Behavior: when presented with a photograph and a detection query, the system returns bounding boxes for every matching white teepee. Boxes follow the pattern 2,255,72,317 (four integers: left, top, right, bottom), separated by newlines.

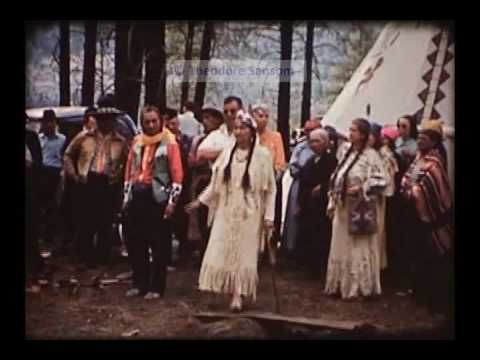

322,21,454,191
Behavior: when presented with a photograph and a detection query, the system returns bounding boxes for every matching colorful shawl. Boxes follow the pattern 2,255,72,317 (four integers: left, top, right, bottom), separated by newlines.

402,149,454,255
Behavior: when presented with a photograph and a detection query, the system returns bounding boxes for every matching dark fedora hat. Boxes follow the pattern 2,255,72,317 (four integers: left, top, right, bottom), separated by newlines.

201,104,224,123
84,106,97,116
94,107,122,119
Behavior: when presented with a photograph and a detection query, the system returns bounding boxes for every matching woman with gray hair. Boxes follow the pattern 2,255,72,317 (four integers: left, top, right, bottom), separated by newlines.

251,103,286,177
283,119,321,258
297,128,338,278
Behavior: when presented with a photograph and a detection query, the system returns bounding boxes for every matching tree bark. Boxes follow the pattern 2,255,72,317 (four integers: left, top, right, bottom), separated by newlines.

277,21,293,159
59,21,71,106
115,21,144,123
81,21,97,107
180,20,195,112
144,21,166,111
194,21,215,109
301,21,314,126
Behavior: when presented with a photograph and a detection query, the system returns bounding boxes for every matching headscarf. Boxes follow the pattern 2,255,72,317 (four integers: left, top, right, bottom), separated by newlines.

421,119,444,138
236,109,258,131
381,126,399,141
420,119,447,169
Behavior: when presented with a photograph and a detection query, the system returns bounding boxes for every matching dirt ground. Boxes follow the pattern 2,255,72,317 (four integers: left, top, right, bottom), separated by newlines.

25,251,452,340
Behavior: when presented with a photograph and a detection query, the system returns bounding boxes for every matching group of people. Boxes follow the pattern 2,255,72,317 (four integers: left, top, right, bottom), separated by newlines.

282,114,453,314
25,96,454,315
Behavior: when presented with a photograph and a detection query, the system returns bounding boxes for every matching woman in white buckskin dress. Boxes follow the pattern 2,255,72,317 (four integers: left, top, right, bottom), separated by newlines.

185,110,276,312
325,118,387,300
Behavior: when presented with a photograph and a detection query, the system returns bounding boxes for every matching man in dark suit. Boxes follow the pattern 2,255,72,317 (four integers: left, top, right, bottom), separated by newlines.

26,116,44,280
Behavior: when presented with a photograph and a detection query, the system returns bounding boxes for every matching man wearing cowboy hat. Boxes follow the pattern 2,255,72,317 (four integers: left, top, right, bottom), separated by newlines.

63,107,129,269
186,104,224,261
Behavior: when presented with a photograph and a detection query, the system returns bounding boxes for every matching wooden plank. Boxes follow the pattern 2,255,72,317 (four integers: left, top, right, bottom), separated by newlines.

194,311,369,331
193,311,450,338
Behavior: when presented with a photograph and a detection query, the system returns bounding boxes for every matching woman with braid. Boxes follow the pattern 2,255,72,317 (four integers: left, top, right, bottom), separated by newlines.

185,110,276,312
324,118,388,300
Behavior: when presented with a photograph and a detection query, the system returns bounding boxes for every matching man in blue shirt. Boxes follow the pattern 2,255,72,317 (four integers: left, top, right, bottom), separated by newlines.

39,110,66,246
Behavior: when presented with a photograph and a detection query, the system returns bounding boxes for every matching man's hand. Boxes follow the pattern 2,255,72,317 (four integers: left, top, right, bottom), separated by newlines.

72,173,86,184
197,149,221,162
163,203,176,219
264,220,276,265
264,220,274,232
326,200,336,219
311,184,322,197
264,220,274,247
185,199,201,214
122,194,129,212
401,148,415,158
347,185,361,195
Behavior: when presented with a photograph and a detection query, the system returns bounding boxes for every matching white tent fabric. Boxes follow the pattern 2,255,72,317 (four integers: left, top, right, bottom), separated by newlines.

322,21,454,192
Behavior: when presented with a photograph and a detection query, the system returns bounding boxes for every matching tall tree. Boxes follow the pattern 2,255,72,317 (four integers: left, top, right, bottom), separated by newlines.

277,21,293,158
115,21,144,122
81,20,97,106
194,21,214,109
180,20,195,112
144,21,166,110
301,21,314,126
59,21,71,106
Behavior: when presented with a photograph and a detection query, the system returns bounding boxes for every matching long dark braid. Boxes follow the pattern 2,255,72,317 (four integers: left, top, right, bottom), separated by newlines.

329,143,354,190
241,133,256,197
330,118,371,202
340,145,366,202
223,143,238,185
223,133,256,201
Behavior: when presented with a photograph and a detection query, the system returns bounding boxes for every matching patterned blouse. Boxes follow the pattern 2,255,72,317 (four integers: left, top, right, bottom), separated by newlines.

329,143,388,207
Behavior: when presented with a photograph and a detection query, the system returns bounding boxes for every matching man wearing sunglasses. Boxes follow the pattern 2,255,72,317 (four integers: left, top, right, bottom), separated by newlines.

196,96,241,164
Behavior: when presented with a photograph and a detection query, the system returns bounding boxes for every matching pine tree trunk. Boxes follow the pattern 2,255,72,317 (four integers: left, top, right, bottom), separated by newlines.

59,21,71,106
144,21,166,110
115,21,144,123
301,21,314,126
180,20,195,112
277,21,293,158
194,21,214,109
81,20,97,107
